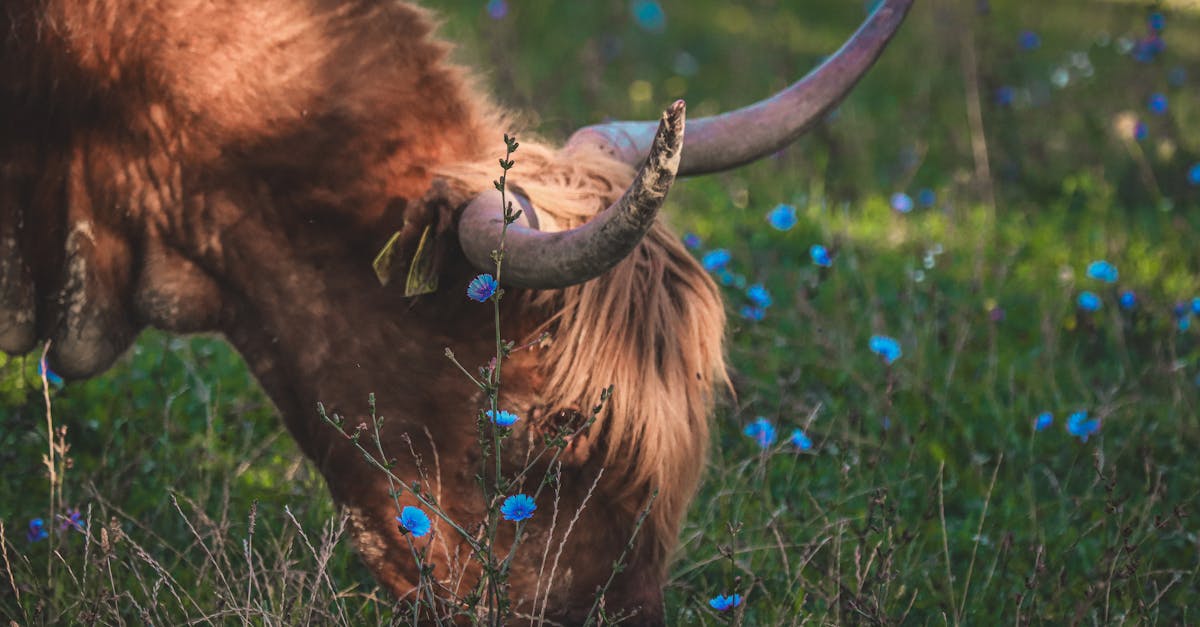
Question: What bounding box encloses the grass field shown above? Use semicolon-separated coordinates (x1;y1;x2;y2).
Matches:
3;0;1200;624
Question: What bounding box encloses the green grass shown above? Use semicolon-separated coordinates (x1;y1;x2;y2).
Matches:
4;0;1200;624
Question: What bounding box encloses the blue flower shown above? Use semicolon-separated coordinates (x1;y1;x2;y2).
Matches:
1189;163;1200;186
890;192;914;214
26;518;47;543
869;335;902;364
1119;291;1137;310
790;429;813;451
1066;411;1100;443
810;244;832;267
995;86;1015;107
631;0;666;33
1192;298;1200;315
743;417;776;449
59;508;85;532
1149;93;1168;115
708;593;742;612
767;204;797;231
917;188;936;208
397;506;432;538
1018;30;1041;51
717;269;735;286
701;249;732;272
467;274;498;302
486;0;508;19
739;305;765;322
487;410;520;427
1180;317;1192;332
1134;121;1148;141
746;284;772;308
1149;11;1165;32
37;359;64;387
1077;291;1102;312
683;233;702;249
1086;260;1118;283
1034;411;1053;432
500;494;537;522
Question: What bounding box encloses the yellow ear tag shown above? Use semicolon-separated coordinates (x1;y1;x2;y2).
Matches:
372;230;404;287
403;225;439;297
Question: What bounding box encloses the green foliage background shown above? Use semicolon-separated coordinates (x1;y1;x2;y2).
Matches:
3;0;1200;623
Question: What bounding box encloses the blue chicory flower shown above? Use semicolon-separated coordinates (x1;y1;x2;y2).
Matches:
739;305;765;322
708;593;743;612
790;429;813;451
743;417;777;449
27;518;47;543
745;284;772;308
1066;411;1100;442
486;0;508;19
631;0;666;33
1119;291;1137;310
1149;11;1165;32
1188;164;1200;186
467;274;498;302
1019;30;1041;51
917;188;936;208
1180;317;1192;332
397;506;432;538
1134;121;1149;140
500;494;537;522
995;86;1015;107
59;508;84;532
1086;260;1118;283
1034;411;1053;432
1192;298;1200;315
766;203;797;231
683;233;702;249
810;244;832;268
1077;291;1102;312
701;249;732;272
869;335;903;364
487;410;520;427
890;193;914;214
1149;93;1168;115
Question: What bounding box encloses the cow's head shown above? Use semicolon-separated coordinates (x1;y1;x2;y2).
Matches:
1;0;912;622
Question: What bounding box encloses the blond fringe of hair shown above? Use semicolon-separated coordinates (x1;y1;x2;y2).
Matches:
436;140;728;565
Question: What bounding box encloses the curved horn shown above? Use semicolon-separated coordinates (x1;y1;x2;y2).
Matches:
568;0;914;176
459;101;685;289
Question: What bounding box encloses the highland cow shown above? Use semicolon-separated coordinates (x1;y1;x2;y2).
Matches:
0;0;912;623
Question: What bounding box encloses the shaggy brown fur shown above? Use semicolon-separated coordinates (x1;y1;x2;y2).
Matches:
1;0;726;622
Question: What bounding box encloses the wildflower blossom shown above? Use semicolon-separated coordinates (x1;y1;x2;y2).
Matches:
1149;93;1168;115
890;192;914;214
1066;411;1100;442
708;594;742;611
1086;260;1118;283
27;518;47;543
790;429;813;451
1193;298;1200;315
397;506;432;538
810;244;832;267
701;249;731;272
37;360;64;387
1019;30;1041;51
1134;121;1148;140
1149;11;1165;32
59;509;84;532
917;188;936;208
1077;291;1101;312
466;274;498;302
487;409;520;427
745;284;773;308
995;86;1015;106
767;203;797;231
683;233;702;249
743;417;776;449
1188;163;1200;186
869;335;902;364
1119;291;1137;310
739;305;765;322
1034;411;1053;431
500;494;537;522
631;0;666;33
486;0;508;19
